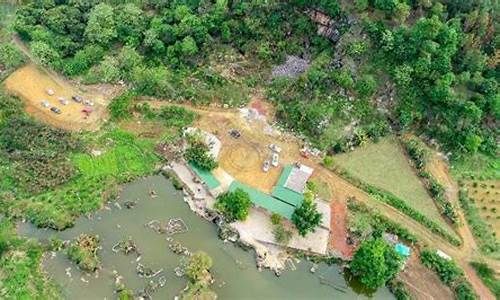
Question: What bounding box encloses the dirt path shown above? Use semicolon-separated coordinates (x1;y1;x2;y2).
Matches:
329;200;355;259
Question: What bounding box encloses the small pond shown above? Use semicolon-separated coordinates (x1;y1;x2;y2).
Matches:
18;175;393;299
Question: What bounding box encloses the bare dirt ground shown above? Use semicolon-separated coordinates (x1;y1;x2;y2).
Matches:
329;200;355;259
146;97;303;193
144;97;498;299
398;253;454;300
3;64;115;131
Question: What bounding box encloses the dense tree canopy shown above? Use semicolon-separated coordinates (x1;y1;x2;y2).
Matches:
215;188;252;222
350;238;403;289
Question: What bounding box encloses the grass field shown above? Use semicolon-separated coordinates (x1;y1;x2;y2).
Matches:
334;137;455;235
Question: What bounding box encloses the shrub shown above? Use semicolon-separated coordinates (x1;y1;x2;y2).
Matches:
0;43;25;69
158;106;197;128
336;167;461;245
271;213;283;225
63;45;105;76
109;92;135;120
273;223;292;245
66;234;100;272
185;140;218;171
470;262;500;297
30;41;61;69
181;251;213;283
322;155;334;168
355;75;377;98
388;280;411;300
215;188;252;222
403;137;429;170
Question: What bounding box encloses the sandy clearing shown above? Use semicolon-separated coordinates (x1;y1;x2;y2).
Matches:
4;64;112;131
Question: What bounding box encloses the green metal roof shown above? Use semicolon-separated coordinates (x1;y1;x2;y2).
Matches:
276;165;293;186
228;181;295;219
189;162;220;190
271;165;304;207
271;186;304;207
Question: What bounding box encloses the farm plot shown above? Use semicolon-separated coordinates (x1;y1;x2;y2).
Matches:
4;64;109;131
334;137;456;236
465;180;500;237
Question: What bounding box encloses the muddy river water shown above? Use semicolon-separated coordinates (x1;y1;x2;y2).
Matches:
18;175;393;299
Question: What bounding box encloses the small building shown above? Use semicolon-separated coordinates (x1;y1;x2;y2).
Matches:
436;249;452;261
271;164;314;207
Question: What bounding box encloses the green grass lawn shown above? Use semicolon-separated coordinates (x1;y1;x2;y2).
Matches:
334;137;455;235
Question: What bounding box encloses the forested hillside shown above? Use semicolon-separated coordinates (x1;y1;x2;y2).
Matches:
11;0;498;164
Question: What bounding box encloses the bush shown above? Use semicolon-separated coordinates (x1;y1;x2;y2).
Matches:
271;213;283;225
0;43;25;69
322;155;334;168
66;234;100;272
109;92;135;120
388;280;411;300
347;200;418;244
181;251;213;283
215;188;252;222
273;223;292;245
30;41;61;69
185;140;218;171
355;75;377;98
158;106;197;128
63;45;105;76
470;262;500;298
403;138;429;170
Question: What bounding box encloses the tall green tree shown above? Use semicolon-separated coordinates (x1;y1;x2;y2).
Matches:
292;190;322;236
84;3;117;46
350;238;403;289
215;188;251;221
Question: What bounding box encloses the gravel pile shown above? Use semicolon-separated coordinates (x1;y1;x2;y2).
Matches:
271;55;309;78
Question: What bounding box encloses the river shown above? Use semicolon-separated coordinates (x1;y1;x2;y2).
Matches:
18;175;393;299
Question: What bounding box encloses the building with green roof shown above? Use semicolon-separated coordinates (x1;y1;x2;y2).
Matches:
229;181;295;219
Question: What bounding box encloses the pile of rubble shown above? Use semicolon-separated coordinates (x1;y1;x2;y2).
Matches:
271;55;309;78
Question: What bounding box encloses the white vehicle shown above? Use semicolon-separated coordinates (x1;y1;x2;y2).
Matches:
262;160;270;172
41;100;50;108
271;153;279;167
46;88;55;96
84;99;94;106
58;97;68;105
269;144;282;153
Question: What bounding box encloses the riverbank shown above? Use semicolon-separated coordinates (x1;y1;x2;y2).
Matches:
17;175;393;299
